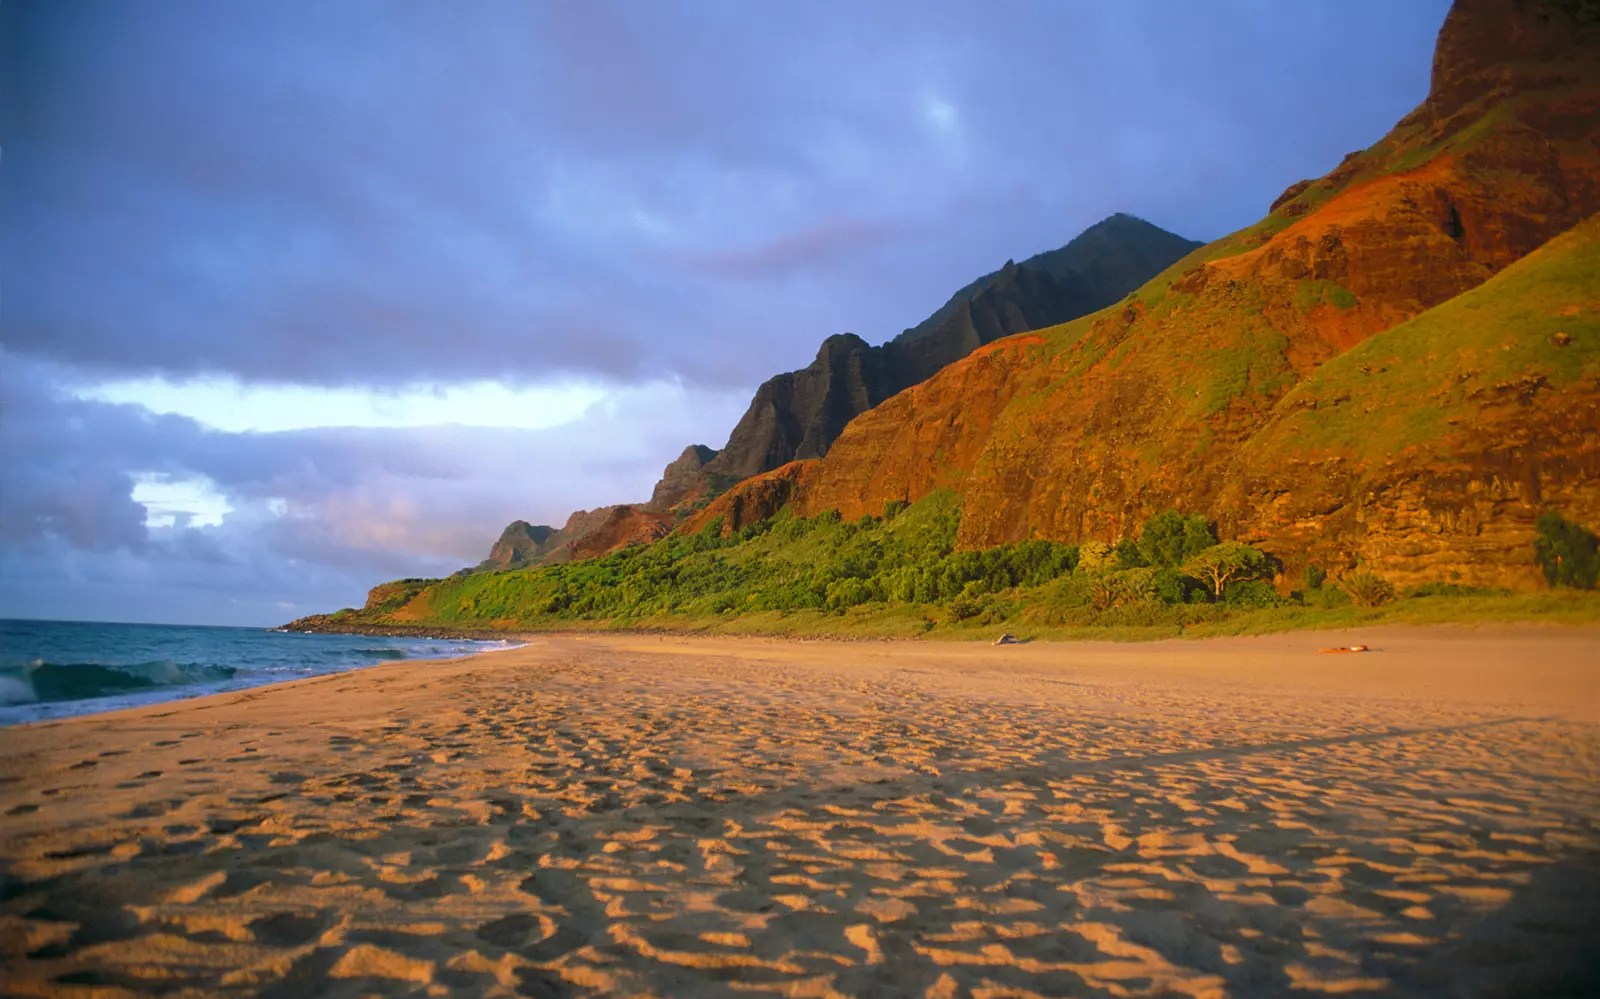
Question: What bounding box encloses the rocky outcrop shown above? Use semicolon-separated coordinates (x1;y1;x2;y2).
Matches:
681;460;822;536
646;445;723;512
565;506;673;559
476;521;560;571
362;578;440;613
1418;0;1600;131
649;215;1202;502
473;503;671;573
703;334;897;482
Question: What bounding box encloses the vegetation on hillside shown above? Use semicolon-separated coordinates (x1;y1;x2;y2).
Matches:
299;491;1600;640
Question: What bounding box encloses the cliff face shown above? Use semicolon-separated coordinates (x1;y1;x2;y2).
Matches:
1221;214;1600;587
661;215;1201;493
698;0;1600;588
702;333;894;482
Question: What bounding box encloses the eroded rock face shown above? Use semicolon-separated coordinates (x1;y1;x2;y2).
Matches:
706;333;895;482
764;0;1600;588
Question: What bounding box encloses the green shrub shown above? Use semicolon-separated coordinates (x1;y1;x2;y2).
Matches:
947;598;982;621
1150;568;1193;604
1533;511;1599;589
1087;569;1158;610
1342;570;1396;607
1086;575;1120;610
1303;565;1327;590
1225;580;1282;608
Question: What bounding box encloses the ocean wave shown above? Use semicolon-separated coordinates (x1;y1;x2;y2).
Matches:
0;660;237;705
0;623;522;723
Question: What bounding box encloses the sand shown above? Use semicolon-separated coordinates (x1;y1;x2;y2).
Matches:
1;625;1597;998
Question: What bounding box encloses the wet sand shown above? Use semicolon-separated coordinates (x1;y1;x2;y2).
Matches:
1;625;1597;997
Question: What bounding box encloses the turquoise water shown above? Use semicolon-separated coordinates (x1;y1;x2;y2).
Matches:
0;619;519;725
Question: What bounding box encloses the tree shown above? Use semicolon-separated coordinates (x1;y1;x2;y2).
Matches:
1182;542;1271;598
1137;511;1216;568
1077;541;1114;574
1113;538;1147;569
1534;511;1599;589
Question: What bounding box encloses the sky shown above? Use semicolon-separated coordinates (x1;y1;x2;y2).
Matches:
0;0;1452;626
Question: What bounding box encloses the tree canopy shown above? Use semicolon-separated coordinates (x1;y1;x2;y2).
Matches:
1182;541;1272;597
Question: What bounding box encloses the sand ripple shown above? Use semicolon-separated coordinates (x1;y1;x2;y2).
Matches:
1;629;1596;997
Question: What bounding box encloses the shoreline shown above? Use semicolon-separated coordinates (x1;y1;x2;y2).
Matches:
277;621;535;640
14;621;1600;732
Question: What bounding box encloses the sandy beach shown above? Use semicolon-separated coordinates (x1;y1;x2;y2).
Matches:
2;625;1597;998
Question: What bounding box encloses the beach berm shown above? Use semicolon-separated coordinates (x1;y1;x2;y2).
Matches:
1;627;1597;997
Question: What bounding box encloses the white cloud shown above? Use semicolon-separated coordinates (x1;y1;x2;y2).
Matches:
921;94;960;135
72;376;609;433
131;473;234;529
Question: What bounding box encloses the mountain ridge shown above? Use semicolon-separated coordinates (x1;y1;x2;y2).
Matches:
685;0;1600;589
648;214;1200;506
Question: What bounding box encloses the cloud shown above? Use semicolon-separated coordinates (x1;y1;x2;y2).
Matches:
0;351;749;623
677;216;913;280
3;0;1451;392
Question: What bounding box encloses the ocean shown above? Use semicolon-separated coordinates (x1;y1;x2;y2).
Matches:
0;619;520;726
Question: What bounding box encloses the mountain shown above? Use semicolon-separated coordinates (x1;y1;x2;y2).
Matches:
465;215;1200;565
686;0;1600;590
647;215;1201;503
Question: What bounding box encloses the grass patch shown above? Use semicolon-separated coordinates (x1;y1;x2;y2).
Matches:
1251;214;1600;462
